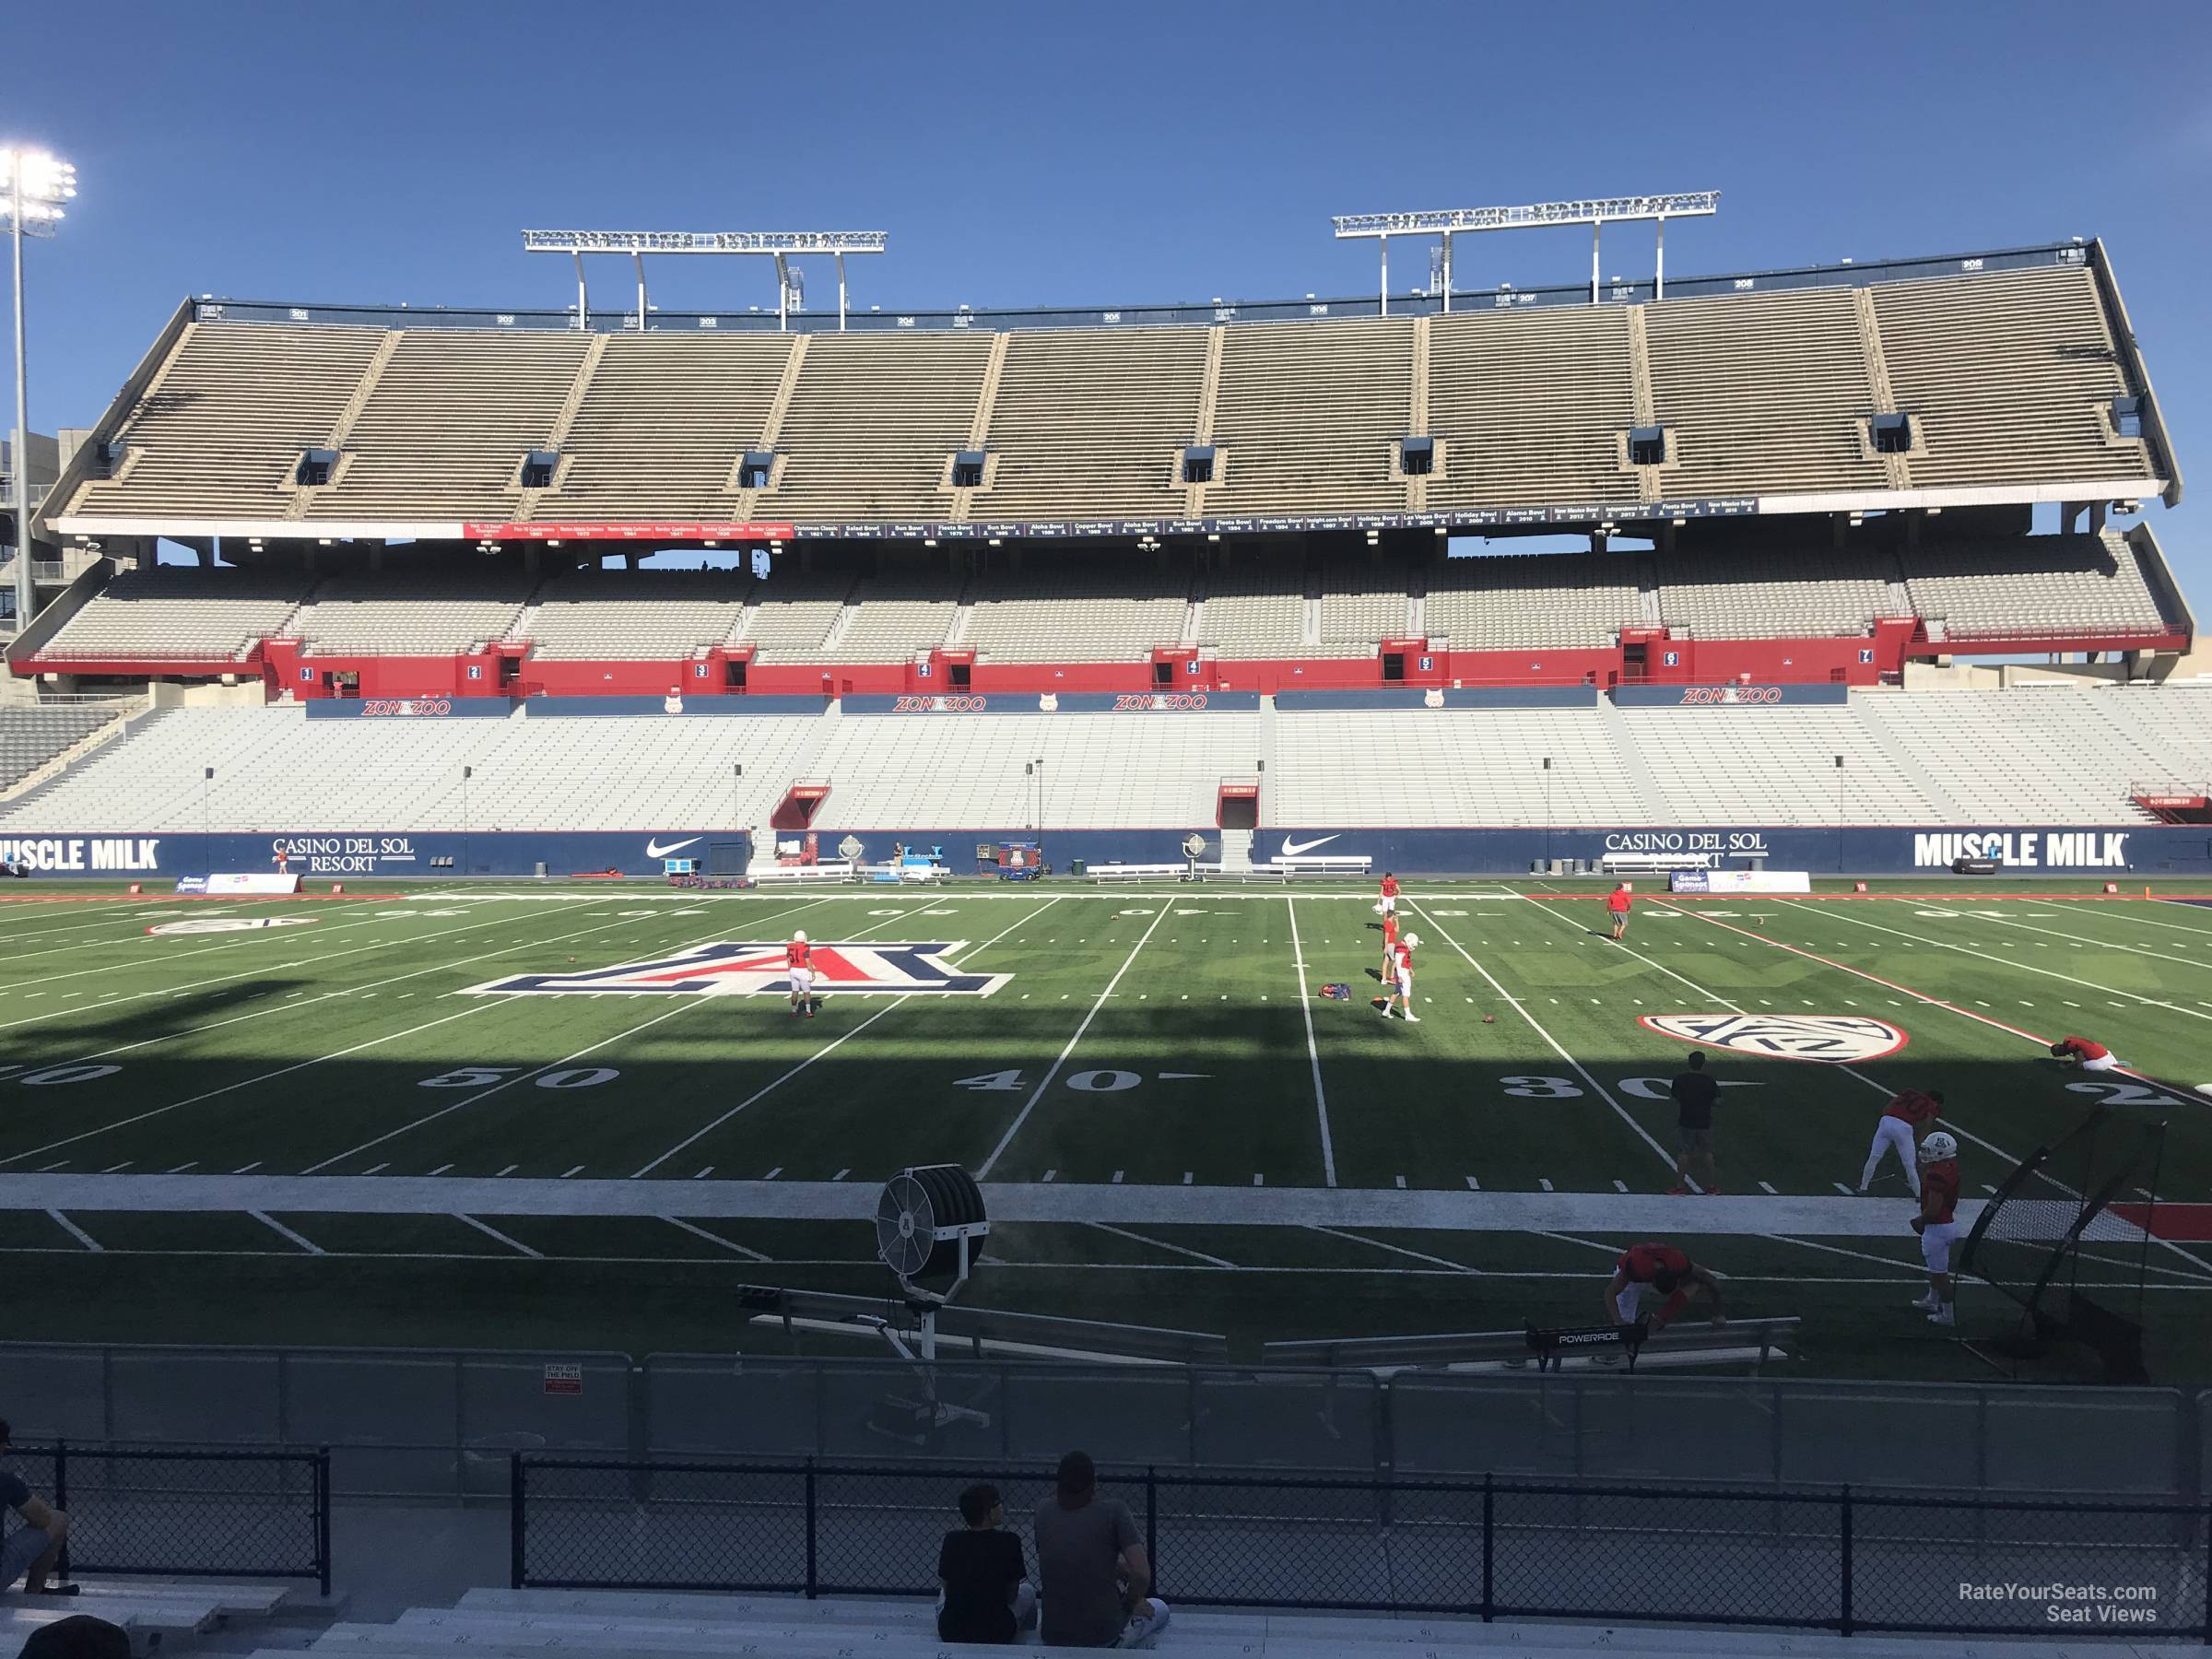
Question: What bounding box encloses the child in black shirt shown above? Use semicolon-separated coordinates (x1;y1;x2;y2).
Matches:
937;1483;1033;1644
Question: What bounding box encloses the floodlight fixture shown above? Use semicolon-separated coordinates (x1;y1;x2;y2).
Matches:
522;228;888;332
1331;191;1718;312
5;147;77;632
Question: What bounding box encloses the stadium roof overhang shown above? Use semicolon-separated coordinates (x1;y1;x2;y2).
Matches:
45;476;2172;549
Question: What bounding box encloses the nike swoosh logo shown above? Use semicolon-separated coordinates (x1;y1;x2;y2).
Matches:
645;838;701;858
1278;834;1339;858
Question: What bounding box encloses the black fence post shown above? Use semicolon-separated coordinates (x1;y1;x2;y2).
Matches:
53;1441;68;1583
1839;1483;1853;1638
804;1460;818;1600
1480;1472;1494;1623
1145;1467;1159;1600
315;1449;333;1598
508;1454;525;1590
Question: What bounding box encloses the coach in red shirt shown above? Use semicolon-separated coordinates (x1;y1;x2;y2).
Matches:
1606;883;1632;941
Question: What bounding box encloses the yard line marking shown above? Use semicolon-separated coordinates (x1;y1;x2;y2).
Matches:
1088;1221;1234;1267
363;1163;388;1176
977;902;1176;1179
1310;1225;1479;1275
1774;899;2212;1026
1759;1182;1778;1194
47;1211;101;1252
561;1166;585;1179
1928;898;2212;973
0;1003;502;1171
0;908;401;995
1286;897;1336;1187
495;1164;518;1177
664;1217;770;1259
249;1212;324;1254
1660;902;2212;1276
101;1162;132;1174
453;1214;541;1257
301;999;712;1174
1410;900;1676;1173
0;893;820;1056
297;893;898;1175
629;1000;913;1178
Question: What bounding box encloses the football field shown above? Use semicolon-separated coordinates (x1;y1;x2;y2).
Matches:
4;876;2211;1381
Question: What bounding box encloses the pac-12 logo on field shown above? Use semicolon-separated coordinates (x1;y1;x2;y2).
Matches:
462;941;1008;998
1639;1013;1908;1064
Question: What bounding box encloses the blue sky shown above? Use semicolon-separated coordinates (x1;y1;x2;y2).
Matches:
6;0;2209;592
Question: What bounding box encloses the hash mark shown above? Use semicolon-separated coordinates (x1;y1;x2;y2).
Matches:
363;1162;389;1175
429;1163;453;1176
1042;1169;1056;1182
1112;1171;1124;1183
560;1166;584;1179
1465;1175;1479;1190
1833;1182;1854;1194
1394;1175;1406;1189
1613;1180;1629;1194
1759;1181;1777;1194
1182;1171;1194;1184
832;1168;850;1181
764;1166;782;1179
1253;1173;1265;1186
693;1166;713;1180
495;1164;518;1177
1539;1178;1554;1192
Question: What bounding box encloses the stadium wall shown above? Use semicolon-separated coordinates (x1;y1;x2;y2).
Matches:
4;824;2204;880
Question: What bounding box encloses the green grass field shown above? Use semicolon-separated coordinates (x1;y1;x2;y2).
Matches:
4;875;2210;1382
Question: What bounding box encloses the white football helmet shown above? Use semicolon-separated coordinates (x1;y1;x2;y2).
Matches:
793;930;807;944
1400;932;1421;950
1918;1130;1958;1166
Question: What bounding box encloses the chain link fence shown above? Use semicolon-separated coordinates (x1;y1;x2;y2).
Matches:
0;1343;2203;1504
5;1443;330;1594
511;1456;2211;1638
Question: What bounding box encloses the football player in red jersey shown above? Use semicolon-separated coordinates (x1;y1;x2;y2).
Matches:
1604;1241;1725;1330
1859;1087;1944;1196
1910;1131;1962;1326
1377;871;1400;920
1380;931;1420;1022
785;931;815;1018
2050;1035;2120;1074
1378;909;1400;984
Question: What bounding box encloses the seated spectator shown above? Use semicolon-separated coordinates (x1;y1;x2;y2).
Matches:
936;1482;1033;1644
1034;1451;1170;1650
0;1419;71;1597
21;1617;128;1659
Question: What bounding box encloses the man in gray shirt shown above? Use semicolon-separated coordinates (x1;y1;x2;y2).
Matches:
1032;1451;1170;1649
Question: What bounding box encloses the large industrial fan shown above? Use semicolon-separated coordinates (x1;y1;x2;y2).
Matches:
876;1163;990;1301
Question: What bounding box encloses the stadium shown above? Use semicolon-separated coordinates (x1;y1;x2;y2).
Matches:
6;144;2212;1651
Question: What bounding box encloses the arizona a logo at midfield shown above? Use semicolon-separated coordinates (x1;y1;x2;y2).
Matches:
1639;1013;1909;1064
464;940;1007;998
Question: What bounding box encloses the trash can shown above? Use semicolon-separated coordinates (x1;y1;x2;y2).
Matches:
1069;858;1087;878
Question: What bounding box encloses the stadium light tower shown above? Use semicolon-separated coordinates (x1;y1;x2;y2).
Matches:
521;229;888;333
3;147;75;632
1332;193;1718;313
